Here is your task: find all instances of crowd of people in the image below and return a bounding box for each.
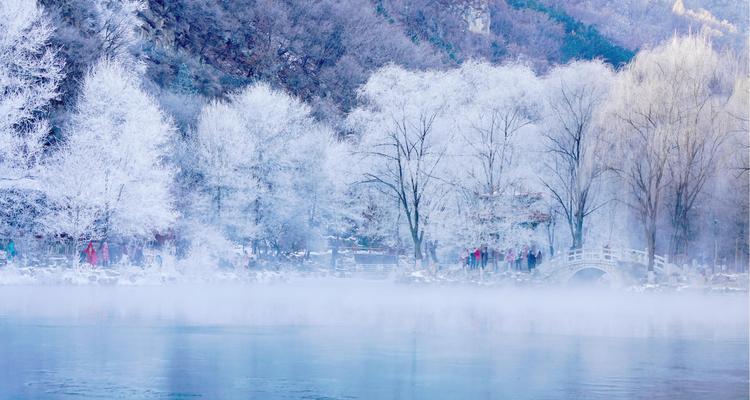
[0,237,166,268]
[2,235,546,273]
[79,240,167,267]
[83,241,110,266]
[463,246,543,273]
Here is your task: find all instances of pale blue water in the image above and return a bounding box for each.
[0,283,746,399]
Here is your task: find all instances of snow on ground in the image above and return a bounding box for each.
[0,263,290,286]
[0,259,746,294]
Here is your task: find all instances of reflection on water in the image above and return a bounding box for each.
[0,281,746,399]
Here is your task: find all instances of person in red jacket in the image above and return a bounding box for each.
[474,248,481,270]
[84,241,98,266]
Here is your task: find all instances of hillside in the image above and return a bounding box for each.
[40,0,641,124]
[38,0,748,128]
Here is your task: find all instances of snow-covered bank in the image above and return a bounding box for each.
[0,262,746,295]
[0,264,292,286]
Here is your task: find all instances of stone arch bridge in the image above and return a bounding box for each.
[537,246,678,283]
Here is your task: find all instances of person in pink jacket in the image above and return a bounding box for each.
[505,248,515,271]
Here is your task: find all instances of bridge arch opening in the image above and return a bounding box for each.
[567,267,611,285]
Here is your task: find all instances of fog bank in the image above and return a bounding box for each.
[0,279,745,340]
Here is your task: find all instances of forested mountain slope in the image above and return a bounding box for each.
[39,0,746,126]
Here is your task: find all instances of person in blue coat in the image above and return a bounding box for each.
[527,249,536,271]
[6,239,16,261]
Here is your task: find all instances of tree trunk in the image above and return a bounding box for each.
[669,208,690,262]
[411,229,423,260]
[572,214,584,249]
[546,216,556,257]
[215,186,222,223]
[646,219,656,273]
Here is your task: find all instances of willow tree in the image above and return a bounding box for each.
[541,60,614,250]
[605,34,740,273]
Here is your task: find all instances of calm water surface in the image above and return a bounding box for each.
[0,283,746,399]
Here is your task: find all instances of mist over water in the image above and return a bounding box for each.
[0,280,746,338]
[0,280,747,399]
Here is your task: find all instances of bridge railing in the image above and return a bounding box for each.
[544,246,673,273]
[559,247,623,264]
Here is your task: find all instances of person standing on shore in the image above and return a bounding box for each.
[527,249,536,272]
[101,241,110,267]
[85,241,97,266]
[6,239,16,262]
[505,248,515,272]
[515,249,522,271]
[481,246,488,269]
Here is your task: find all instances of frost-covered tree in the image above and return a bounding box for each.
[37,0,146,114]
[705,72,749,271]
[44,60,175,242]
[725,77,749,176]
[292,128,354,253]
[349,65,454,262]
[0,0,63,235]
[604,34,740,272]
[606,52,673,273]
[540,60,614,250]
[347,184,403,248]
[41,142,102,251]
[445,62,545,254]
[93,0,146,71]
[349,63,557,262]
[658,36,738,260]
[194,83,342,255]
[194,99,256,241]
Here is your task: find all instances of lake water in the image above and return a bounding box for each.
[0,281,746,399]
